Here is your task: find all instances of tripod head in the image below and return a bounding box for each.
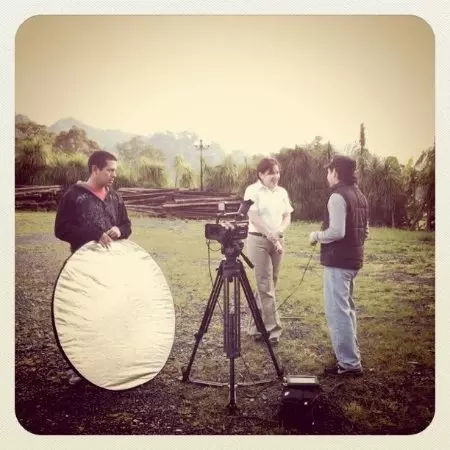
[221,240,254,269]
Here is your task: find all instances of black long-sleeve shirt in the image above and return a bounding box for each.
[55,183,132,253]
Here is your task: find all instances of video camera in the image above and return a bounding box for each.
[204,199,254,246]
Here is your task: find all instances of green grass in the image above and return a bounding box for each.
[15,212,435,434]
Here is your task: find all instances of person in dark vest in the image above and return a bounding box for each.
[309,155,369,377]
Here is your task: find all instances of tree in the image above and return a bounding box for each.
[275,146,329,220]
[204,155,240,193]
[410,144,435,231]
[173,154,185,188]
[15,120,55,145]
[351,123,372,195]
[53,126,100,155]
[117,136,165,163]
[380,156,404,227]
[15,139,49,185]
[403,157,420,228]
[179,166,195,188]
[132,156,169,188]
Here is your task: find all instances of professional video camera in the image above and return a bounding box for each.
[204,199,254,245]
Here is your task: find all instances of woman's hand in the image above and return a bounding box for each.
[267,230,282,243]
[267,231,283,254]
[273,240,283,254]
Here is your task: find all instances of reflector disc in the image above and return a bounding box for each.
[52,240,175,390]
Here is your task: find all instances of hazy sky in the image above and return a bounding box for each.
[15,15,434,164]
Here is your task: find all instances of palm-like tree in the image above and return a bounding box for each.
[204,156,240,193]
[275,146,329,220]
[410,144,435,231]
[173,154,185,188]
[134,157,168,188]
[403,158,420,228]
[179,164,195,188]
[379,156,404,227]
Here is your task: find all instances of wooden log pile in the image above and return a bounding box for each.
[15,186,243,219]
[119,187,242,219]
[15,185,64,211]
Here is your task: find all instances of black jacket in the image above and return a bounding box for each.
[54,183,132,253]
[320,182,368,270]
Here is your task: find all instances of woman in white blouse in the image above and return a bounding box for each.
[244,157,293,344]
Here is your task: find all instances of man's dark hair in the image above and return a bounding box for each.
[88,150,117,173]
[326,155,357,185]
[257,157,280,180]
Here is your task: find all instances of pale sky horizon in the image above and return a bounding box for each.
[15,15,434,164]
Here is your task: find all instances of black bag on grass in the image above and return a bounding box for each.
[279,375,321,431]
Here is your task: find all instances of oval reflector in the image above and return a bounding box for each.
[53,240,175,390]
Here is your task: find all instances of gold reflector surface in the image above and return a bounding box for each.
[53,240,175,390]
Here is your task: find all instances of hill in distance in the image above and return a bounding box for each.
[47,117,251,171]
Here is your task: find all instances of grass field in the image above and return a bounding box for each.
[15,212,435,435]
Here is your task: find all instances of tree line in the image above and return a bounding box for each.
[15,121,434,231]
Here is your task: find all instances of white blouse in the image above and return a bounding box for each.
[243,180,293,233]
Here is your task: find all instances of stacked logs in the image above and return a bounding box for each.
[15,186,242,219]
[119,187,242,219]
[15,185,64,211]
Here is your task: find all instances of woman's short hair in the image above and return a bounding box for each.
[257,157,280,179]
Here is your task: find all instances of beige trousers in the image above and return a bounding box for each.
[246,234,284,339]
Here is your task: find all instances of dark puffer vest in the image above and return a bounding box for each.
[320,182,369,270]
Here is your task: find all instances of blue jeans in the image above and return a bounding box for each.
[323,267,362,370]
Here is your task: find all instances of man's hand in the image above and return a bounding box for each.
[98,232,113,248]
[106,226,121,240]
[309,231,318,245]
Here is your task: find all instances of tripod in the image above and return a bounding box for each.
[181,240,284,410]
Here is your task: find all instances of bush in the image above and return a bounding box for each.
[133,157,169,188]
[15,139,49,185]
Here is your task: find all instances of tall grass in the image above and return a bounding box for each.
[15,142,171,188]
[133,156,169,188]
[15,139,50,185]
[37,152,88,186]
[204,156,256,194]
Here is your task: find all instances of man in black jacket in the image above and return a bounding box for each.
[55,150,131,253]
[309,155,369,377]
[54,150,131,384]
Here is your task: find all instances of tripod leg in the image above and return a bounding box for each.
[181,263,224,382]
[223,276,240,358]
[224,275,240,410]
[238,261,284,378]
[228,356,237,412]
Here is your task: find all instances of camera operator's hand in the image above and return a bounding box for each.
[98,232,113,248]
[106,226,121,240]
